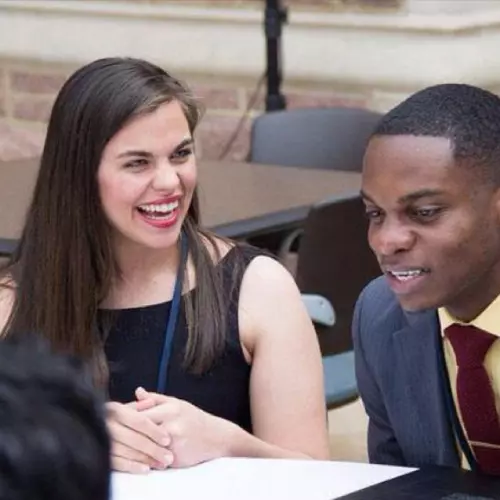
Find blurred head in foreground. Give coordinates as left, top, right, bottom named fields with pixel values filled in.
left=0, top=336, right=110, bottom=500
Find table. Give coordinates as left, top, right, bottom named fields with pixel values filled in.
left=0, top=158, right=361, bottom=255
left=111, top=458, right=414, bottom=500
left=197, top=160, right=361, bottom=238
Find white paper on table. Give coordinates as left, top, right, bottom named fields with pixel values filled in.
left=111, top=458, right=414, bottom=500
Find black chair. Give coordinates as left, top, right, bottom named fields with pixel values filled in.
left=293, top=194, right=381, bottom=409
left=247, top=106, right=381, bottom=254
left=249, top=107, right=382, bottom=171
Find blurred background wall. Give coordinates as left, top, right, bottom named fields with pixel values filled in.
left=0, top=0, right=499, bottom=161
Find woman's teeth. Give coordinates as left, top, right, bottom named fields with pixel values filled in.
left=138, top=201, right=179, bottom=219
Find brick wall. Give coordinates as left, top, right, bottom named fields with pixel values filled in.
left=0, top=60, right=369, bottom=162
left=0, top=0, right=405, bottom=162
left=125, top=0, right=402, bottom=10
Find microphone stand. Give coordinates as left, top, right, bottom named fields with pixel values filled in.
left=264, top=0, right=287, bottom=112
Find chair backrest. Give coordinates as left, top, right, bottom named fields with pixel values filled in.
left=295, top=194, right=381, bottom=356
left=249, top=107, right=382, bottom=171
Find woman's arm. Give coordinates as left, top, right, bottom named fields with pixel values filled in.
left=235, top=255, right=330, bottom=460
left=134, top=255, right=330, bottom=469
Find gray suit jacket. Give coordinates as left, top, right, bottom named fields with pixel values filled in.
left=352, top=276, right=460, bottom=467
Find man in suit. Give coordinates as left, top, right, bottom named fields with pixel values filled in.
left=354, top=83, right=500, bottom=475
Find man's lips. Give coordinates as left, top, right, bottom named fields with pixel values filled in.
left=382, top=267, right=431, bottom=296
left=383, top=267, right=431, bottom=280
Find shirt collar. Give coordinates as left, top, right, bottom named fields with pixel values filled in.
left=438, top=293, right=500, bottom=337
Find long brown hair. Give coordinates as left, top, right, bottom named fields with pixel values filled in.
left=2, top=58, right=237, bottom=384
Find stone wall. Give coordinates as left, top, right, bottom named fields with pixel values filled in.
left=1, top=0, right=500, bottom=162
left=124, top=0, right=402, bottom=9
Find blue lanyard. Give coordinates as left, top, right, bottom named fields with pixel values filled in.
left=156, top=233, right=188, bottom=394
left=435, top=327, right=478, bottom=471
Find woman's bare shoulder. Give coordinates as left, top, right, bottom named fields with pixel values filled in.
left=0, top=277, right=16, bottom=334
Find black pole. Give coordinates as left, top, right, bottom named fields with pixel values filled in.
left=264, top=0, right=287, bottom=112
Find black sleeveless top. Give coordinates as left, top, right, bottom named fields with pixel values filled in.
left=101, top=245, right=264, bottom=433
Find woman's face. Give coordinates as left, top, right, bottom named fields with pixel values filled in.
left=97, top=100, right=197, bottom=254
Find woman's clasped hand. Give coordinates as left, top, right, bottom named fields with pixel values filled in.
left=108, top=387, right=241, bottom=472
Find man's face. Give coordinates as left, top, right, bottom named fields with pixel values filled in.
left=362, top=135, right=500, bottom=321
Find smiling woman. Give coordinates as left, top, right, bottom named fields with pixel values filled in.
left=97, top=101, right=197, bottom=251
left=0, top=58, right=329, bottom=473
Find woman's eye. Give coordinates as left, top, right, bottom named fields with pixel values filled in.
left=172, top=148, right=193, bottom=161
left=124, top=158, right=149, bottom=169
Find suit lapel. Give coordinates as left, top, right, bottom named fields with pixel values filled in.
left=391, top=309, right=459, bottom=466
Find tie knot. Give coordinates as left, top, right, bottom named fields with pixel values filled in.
left=445, top=323, right=497, bottom=368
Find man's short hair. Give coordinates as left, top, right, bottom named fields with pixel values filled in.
left=0, top=336, right=110, bottom=500
left=372, top=83, right=500, bottom=185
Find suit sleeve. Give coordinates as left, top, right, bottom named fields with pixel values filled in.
left=352, top=286, right=406, bottom=466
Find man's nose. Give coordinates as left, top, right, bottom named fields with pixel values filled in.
left=369, top=219, right=415, bottom=258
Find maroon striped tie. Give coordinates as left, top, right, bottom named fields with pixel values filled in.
left=445, top=324, right=500, bottom=475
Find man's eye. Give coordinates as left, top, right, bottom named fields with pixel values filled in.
left=365, top=209, right=383, bottom=222
left=124, top=158, right=148, bottom=169
left=413, top=207, right=441, bottom=219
